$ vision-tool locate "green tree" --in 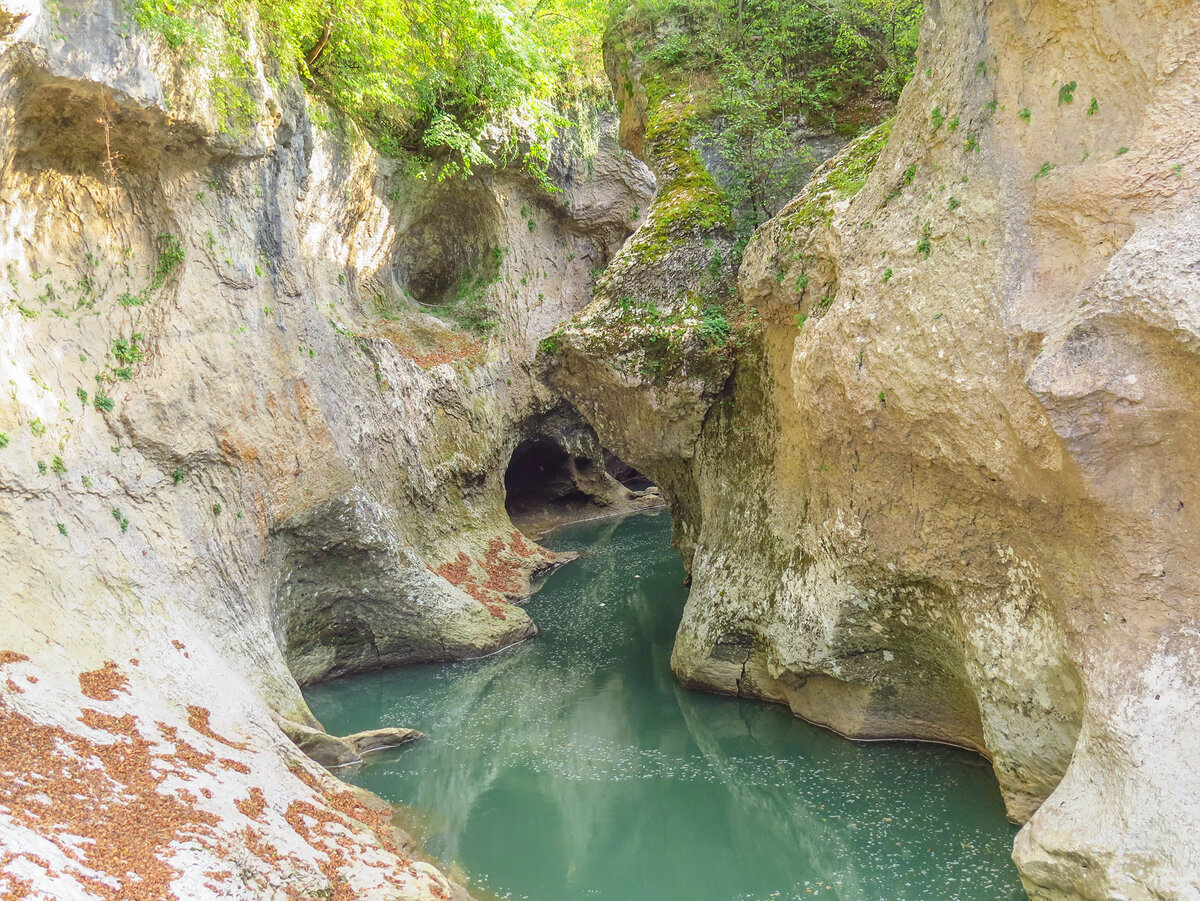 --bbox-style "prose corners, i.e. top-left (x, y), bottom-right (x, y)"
top-left (130, 0), bottom-right (610, 179)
